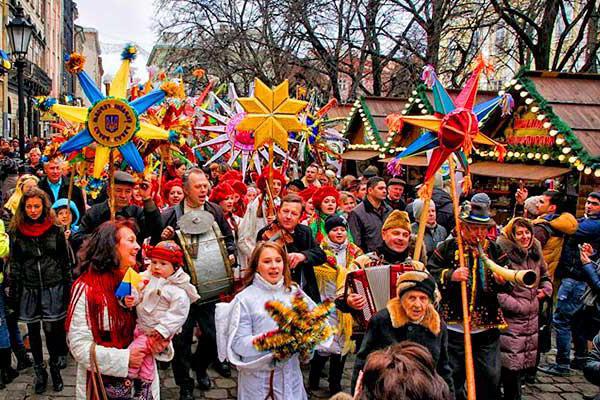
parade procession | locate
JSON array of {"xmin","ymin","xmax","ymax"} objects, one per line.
[{"xmin": 2, "ymin": 1, "xmax": 600, "ymax": 399}]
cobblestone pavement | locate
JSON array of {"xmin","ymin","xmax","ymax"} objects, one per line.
[{"xmin": 0, "ymin": 353, "xmax": 597, "ymax": 399}]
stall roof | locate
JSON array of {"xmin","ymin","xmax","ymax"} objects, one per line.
[
  {"xmin": 470, "ymin": 161, "xmax": 570, "ymax": 181},
  {"xmin": 523, "ymin": 71, "xmax": 600, "ymax": 161},
  {"xmin": 379, "ymin": 155, "xmax": 428, "ymax": 166},
  {"xmin": 341, "ymin": 150, "xmax": 379, "ymax": 161}
]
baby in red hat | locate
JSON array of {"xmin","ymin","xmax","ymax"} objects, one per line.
[{"xmin": 123, "ymin": 241, "xmax": 200, "ymax": 390}]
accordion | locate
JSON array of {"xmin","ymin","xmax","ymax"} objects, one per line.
[{"xmin": 344, "ymin": 263, "xmax": 415, "ymax": 328}]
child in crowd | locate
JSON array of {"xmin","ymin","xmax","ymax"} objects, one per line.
[{"xmin": 123, "ymin": 240, "xmax": 200, "ymax": 395}]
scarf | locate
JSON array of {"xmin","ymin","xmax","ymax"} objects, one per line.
[
  {"xmin": 18, "ymin": 217, "xmax": 54, "ymax": 237},
  {"xmin": 66, "ymin": 269, "xmax": 136, "ymax": 349},
  {"xmin": 326, "ymin": 238, "xmax": 348, "ymax": 267}
]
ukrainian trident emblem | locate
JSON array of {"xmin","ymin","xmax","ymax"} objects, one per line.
[{"xmin": 105, "ymin": 114, "xmax": 119, "ymax": 133}]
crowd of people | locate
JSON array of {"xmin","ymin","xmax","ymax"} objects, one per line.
[{"xmin": 0, "ymin": 138, "xmax": 599, "ymax": 400}]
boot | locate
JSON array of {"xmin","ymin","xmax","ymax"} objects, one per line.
[
  {"xmin": 328, "ymin": 354, "xmax": 345, "ymax": 396},
  {"xmin": 14, "ymin": 347, "xmax": 32, "ymax": 371},
  {"xmin": 309, "ymin": 353, "xmax": 327, "ymax": 391},
  {"xmin": 49, "ymin": 360, "xmax": 63, "ymax": 392},
  {"xmin": 0, "ymin": 348, "xmax": 17, "ymax": 386},
  {"xmin": 33, "ymin": 363, "xmax": 48, "ymax": 394}
]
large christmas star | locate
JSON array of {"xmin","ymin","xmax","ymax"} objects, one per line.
[
  {"xmin": 387, "ymin": 57, "xmax": 508, "ymax": 187},
  {"xmin": 236, "ymin": 79, "xmax": 307, "ymax": 151},
  {"xmin": 50, "ymin": 46, "xmax": 175, "ymax": 178}
]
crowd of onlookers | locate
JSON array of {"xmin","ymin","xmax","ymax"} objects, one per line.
[{"xmin": 0, "ymin": 137, "xmax": 599, "ymax": 399}]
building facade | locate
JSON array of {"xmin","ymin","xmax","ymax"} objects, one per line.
[{"xmin": 74, "ymin": 25, "xmax": 102, "ymax": 106}]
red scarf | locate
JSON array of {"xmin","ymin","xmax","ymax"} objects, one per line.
[
  {"xmin": 66, "ymin": 269, "xmax": 136, "ymax": 349},
  {"xmin": 18, "ymin": 217, "xmax": 54, "ymax": 237}
]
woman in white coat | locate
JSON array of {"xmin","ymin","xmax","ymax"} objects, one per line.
[
  {"xmin": 65, "ymin": 220, "xmax": 170, "ymax": 399},
  {"xmin": 221, "ymin": 241, "xmax": 312, "ymax": 399}
]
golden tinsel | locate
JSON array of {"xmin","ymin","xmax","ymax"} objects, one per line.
[
  {"xmin": 65, "ymin": 53, "xmax": 86, "ymax": 74},
  {"xmin": 160, "ymin": 81, "xmax": 185, "ymax": 98},
  {"xmin": 253, "ymin": 293, "xmax": 335, "ymax": 363}
]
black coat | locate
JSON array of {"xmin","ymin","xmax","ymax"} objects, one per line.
[
  {"xmin": 353, "ymin": 306, "xmax": 454, "ymax": 396},
  {"xmin": 585, "ymin": 332, "xmax": 600, "ymax": 386},
  {"xmin": 428, "ymin": 237, "xmax": 512, "ymax": 329},
  {"xmin": 7, "ymin": 224, "xmax": 71, "ymax": 289},
  {"xmin": 72, "ymin": 199, "xmax": 163, "ymax": 250},
  {"xmin": 38, "ymin": 176, "xmax": 85, "ymax": 218},
  {"xmin": 162, "ymin": 201, "xmax": 236, "ymax": 256},
  {"xmin": 347, "ymin": 198, "xmax": 392, "ymax": 253},
  {"xmin": 256, "ymin": 223, "xmax": 326, "ymax": 303}
]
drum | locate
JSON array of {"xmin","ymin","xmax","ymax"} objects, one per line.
[{"xmin": 176, "ymin": 211, "xmax": 233, "ymax": 303}]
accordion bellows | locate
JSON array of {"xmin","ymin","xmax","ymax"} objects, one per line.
[{"xmin": 344, "ymin": 263, "xmax": 416, "ymax": 327}]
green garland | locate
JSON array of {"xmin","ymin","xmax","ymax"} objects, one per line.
[{"xmin": 513, "ymin": 71, "xmax": 596, "ymax": 168}]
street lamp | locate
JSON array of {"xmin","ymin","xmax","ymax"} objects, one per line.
[{"xmin": 6, "ymin": 5, "xmax": 34, "ymax": 161}]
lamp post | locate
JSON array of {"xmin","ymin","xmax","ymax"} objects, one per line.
[{"xmin": 6, "ymin": 5, "xmax": 33, "ymax": 161}]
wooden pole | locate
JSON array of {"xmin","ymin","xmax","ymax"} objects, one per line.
[
  {"xmin": 109, "ymin": 150, "xmax": 116, "ymax": 221},
  {"xmin": 267, "ymin": 142, "xmax": 275, "ymax": 217},
  {"xmin": 157, "ymin": 156, "xmax": 164, "ymax": 199},
  {"xmin": 66, "ymin": 167, "xmax": 75, "ymax": 230},
  {"xmin": 412, "ymin": 186, "xmax": 431, "ymax": 263},
  {"xmin": 448, "ymin": 157, "xmax": 476, "ymax": 400}
]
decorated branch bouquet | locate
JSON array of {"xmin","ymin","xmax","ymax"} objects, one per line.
[{"xmin": 253, "ymin": 293, "xmax": 335, "ymax": 363}]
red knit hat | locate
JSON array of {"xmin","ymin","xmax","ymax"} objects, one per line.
[
  {"xmin": 209, "ymin": 182, "xmax": 235, "ymax": 203},
  {"xmin": 299, "ymin": 185, "xmax": 318, "ymax": 203},
  {"xmin": 312, "ymin": 186, "xmax": 340, "ymax": 210},
  {"xmin": 162, "ymin": 178, "xmax": 184, "ymax": 200},
  {"xmin": 146, "ymin": 240, "xmax": 184, "ymax": 268},
  {"xmin": 256, "ymin": 167, "xmax": 286, "ymax": 192}
]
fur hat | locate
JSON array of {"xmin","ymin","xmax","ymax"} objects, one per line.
[
  {"xmin": 219, "ymin": 170, "xmax": 243, "ymax": 183},
  {"xmin": 299, "ymin": 185, "xmax": 318, "ymax": 203},
  {"xmin": 396, "ymin": 270, "xmax": 438, "ymax": 302},
  {"xmin": 163, "ymin": 178, "xmax": 183, "ymax": 199},
  {"xmin": 226, "ymin": 179, "xmax": 247, "ymax": 196},
  {"xmin": 382, "ymin": 210, "xmax": 411, "ymax": 233},
  {"xmin": 256, "ymin": 167, "xmax": 286, "ymax": 192},
  {"xmin": 209, "ymin": 182, "xmax": 235, "ymax": 203},
  {"xmin": 325, "ymin": 215, "xmax": 347, "ymax": 233},
  {"xmin": 145, "ymin": 240, "xmax": 184, "ymax": 268},
  {"xmin": 312, "ymin": 186, "xmax": 340, "ymax": 210}
]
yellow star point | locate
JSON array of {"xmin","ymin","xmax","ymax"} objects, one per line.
[{"xmin": 236, "ymin": 78, "xmax": 308, "ymax": 151}]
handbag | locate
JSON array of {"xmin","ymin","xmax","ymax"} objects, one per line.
[{"xmin": 87, "ymin": 343, "xmax": 136, "ymax": 400}]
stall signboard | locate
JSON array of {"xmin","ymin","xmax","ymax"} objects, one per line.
[{"xmin": 504, "ymin": 111, "xmax": 554, "ymax": 147}]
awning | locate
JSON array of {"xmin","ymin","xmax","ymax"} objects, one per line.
[
  {"xmin": 379, "ymin": 155, "xmax": 428, "ymax": 166},
  {"xmin": 470, "ymin": 161, "xmax": 571, "ymax": 181},
  {"xmin": 342, "ymin": 150, "xmax": 379, "ymax": 161}
]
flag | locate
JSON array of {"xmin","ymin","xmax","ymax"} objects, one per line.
[{"xmin": 115, "ymin": 267, "xmax": 141, "ymax": 298}]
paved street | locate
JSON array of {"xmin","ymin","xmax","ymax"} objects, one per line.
[{"xmin": 0, "ymin": 352, "xmax": 597, "ymax": 399}]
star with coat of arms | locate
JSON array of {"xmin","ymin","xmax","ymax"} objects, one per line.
[
  {"xmin": 47, "ymin": 45, "xmax": 177, "ymax": 178},
  {"xmin": 236, "ymin": 78, "xmax": 307, "ymax": 151}
]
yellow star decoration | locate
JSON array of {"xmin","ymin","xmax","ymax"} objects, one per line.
[
  {"xmin": 236, "ymin": 78, "xmax": 307, "ymax": 151},
  {"xmin": 253, "ymin": 293, "xmax": 335, "ymax": 363}
]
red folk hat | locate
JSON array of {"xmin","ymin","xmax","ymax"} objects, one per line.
[
  {"xmin": 299, "ymin": 185, "xmax": 318, "ymax": 203},
  {"xmin": 220, "ymin": 170, "xmax": 243, "ymax": 183},
  {"xmin": 209, "ymin": 182, "xmax": 235, "ymax": 203},
  {"xmin": 162, "ymin": 178, "xmax": 184, "ymax": 200},
  {"xmin": 226, "ymin": 179, "xmax": 248, "ymax": 196},
  {"xmin": 256, "ymin": 167, "xmax": 286, "ymax": 192},
  {"xmin": 145, "ymin": 240, "xmax": 184, "ymax": 268},
  {"xmin": 312, "ymin": 185, "xmax": 340, "ymax": 210}
]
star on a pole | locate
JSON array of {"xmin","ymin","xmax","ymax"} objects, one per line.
[{"xmin": 236, "ymin": 78, "xmax": 307, "ymax": 151}]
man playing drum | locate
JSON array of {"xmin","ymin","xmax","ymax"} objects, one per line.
[{"xmin": 160, "ymin": 168, "xmax": 235, "ymax": 398}]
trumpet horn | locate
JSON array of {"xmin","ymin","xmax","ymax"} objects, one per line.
[{"xmin": 477, "ymin": 244, "xmax": 538, "ymax": 288}]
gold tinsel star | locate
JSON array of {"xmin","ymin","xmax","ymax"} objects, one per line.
[{"xmin": 236, "ymin": 78, "xmax": 307, "ymax": 151}]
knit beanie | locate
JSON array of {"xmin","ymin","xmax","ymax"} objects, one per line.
[
  {"xmin": 146, "ymin": 240, "xmax": 184, "ymax": 268},
  {"xmin": 396, "ymin": 271, "xmax": 437, "ymax": 302},
  {"xmin": 382, "ymin": 210, "xmax": 411, "ymax": 233},
  {"xmin": 324, "ymin": 215, "xmax": 347, "ymax": 233}
]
